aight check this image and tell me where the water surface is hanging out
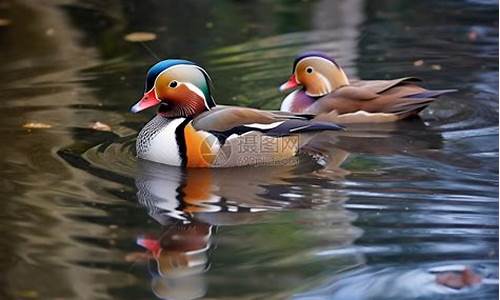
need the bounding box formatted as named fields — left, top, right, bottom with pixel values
left=0, top=0, right=498, bottom=299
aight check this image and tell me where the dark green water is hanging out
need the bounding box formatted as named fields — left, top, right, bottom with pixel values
left=0, top=0, right=498, bottom=299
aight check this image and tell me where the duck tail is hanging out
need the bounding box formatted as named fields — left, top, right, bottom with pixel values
left=405, top=89, right=458, bottom=99
left=390, top=89, right=457, bottom=116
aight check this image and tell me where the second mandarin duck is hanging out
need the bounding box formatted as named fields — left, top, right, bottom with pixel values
left=131, top=59, right=343, bottom=168
left=279, top=51, right=456, bottom=123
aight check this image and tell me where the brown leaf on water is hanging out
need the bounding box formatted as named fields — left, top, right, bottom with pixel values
left=431, top=64, right=442, bottom=70
left=90, top=121, right=112, bottom=132
left=0, top=18, right=11, bottom=26
left=23, top=122, right=52, bottom=129
left=124, top=32, right=157, bottom=42
left=14, top=290, right=39, bottom=298
left=45, top=28, right=55, bottom=36
left=468, top=30, right=478, bottom=41
left=413, top=59, right=424, bottom=67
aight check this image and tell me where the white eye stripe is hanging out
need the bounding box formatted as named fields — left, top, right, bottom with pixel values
left=183, top=82, right=211, bottom=110
left=183, top=82, right=205, bottom=99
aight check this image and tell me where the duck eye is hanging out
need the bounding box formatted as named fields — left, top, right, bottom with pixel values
left=306, top=67, right=313, bottom=74
left=169, top=80, right=178, bottom=88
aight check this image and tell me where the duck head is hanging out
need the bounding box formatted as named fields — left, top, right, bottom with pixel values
left=131, top=59, right=216, bottom=117
left=279, top=51, right=350, bottom=97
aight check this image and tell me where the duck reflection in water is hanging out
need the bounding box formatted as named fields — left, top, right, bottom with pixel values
left=304, top=118, right=447, bottom=176
left=128, top=158, right=356, bottom=300
left=134, top=156, right=331, bottom=223
left=310, top=117, right=481, bottom=175
left=127, top=220, right=212, bottom=300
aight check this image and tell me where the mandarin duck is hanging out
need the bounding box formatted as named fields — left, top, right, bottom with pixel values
left=131, top=59, right=343, bottom=168
left=279, top=52, right=457, bottom=123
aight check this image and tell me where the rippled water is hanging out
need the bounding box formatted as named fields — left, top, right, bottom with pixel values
left=0, top=0, right=498, bottom=299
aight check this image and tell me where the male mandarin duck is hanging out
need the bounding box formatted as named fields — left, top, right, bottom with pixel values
left=131, top=59, right=343, bottom=168
left=279, top=51, right=457, bottom=123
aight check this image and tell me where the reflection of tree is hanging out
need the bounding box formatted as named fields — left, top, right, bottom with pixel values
left=0, top=1, right=116, bottom=299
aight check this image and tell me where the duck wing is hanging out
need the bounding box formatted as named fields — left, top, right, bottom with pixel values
left=192, top=106, right=343, bottom=140
left=306, top=78, right=456, bottom=121
left=350, top=77, right=422, bottom=94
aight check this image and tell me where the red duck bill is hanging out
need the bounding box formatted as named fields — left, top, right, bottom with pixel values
left=131, top=89, right=160, bottom=113
left=279, top=74, right=299, bottom=92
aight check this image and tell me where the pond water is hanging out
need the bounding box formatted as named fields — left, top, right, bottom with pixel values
left=0, top=0, right=498, bottom=299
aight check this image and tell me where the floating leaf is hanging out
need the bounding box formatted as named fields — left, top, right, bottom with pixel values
left=468, top=30, right=478, bottom=41
left=23, top=122, right=52, bottom=129
left=0, top=18, right=11, bottom=26
left=431, top=64, right=442, bottom=70
left=124, top=32, right=157, bottom=42
left=45, top=28, right=55, bottom=36
left=90, top=121, right=112, bottom=132
left=413, top=59, right=424, bottom=67
left=14, top=290, right=39, bottom=298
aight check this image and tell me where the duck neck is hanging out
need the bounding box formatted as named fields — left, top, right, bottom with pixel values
left=157, top=100, right=211, bottom=118
left=158, top=90, right=216, bottom=118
